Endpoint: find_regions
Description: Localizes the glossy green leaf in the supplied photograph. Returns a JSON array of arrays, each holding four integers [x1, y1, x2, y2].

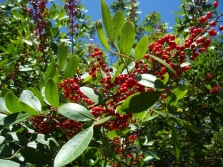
[[0, 159, 20, 167], [0, 88, 11, 97], [94, 116, 112, 126], [54, 126, 94, 167], [121, 91, 162, 113], [111, 63, 124, 83], [45, 78, 59, 108], [170, 116, 200, 133], [58, 103, 95, 122], [120, 21, 135, 56], [17, 101, 39, 115], [0, 98, 9, 113], [0, 136, 5, 144], [95, 20, 110, 51], [101, 0, 112, 38], [19, 90, 41, 112], [172, 85, 189, 100], [169, 123, 180, 160], [64, 56, 79, 79], [148, 54, 177, 75], [161, 73, 169, 85], [110, 10, 124, 41], [135, 36, 149, 60], [5, 93, 21, 113], [148, 151, 160, 160], [166, 93, 178, 114], [45, 62, 56, 82], [80, 87, 100, 104], [0, 112, 30, 125], [57, 42, 68, 71]]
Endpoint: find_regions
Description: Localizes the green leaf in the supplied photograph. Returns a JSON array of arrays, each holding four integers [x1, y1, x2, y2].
[[135, 36, 149, 60], [45, 79, 59, 108], [57, 42, 68, 71], [0, 88, 12, 97], [121, 91, 162, 113], [0, 112, 30, 125], [110, 10, 124, 41], [19, 90, 41, 113], [101, 0, 112, 39], [170, 116, 200, 133], [54, 126, 94, 167], [107, 127, 131, 139], [111, 63, 124, 83], [137, 74, 165, 88], [120, 21, 135, 56], [45, 62, 56, 82], [161, 73, 169, 85], [169, 122, 180, 160], [17, 101, 39, 115], [0, 159, 20, 167], [148, 151, 160, 160], [148, 54, 177, 75], [0, 98, 9, 113], [172, 85, 189, 100], [5, 93, 22, 113], [166, 93, 178, 114], [95, 20, 110, 51], [23, 39, 33, 46], [94, 116, 112, 126], [0, 136, 5, 144], [58, 103, 95, 122], [80, 87, 100, 104], [64, 56, 79, 79]]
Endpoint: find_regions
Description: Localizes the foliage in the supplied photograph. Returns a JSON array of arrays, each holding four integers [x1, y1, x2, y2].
[[0, 0, 223, 167]]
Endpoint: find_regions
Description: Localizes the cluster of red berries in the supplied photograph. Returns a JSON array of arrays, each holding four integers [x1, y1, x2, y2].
[[206, 72, 213, 80], [29, 114, 82, 137], [210, 85, 221, 94], [110, 135, 144, 167]]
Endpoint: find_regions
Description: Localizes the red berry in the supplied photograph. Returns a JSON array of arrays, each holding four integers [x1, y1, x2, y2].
[[206, 11, 212, 18], [219, 25, 223, 31], [213, 1, 219, 8]]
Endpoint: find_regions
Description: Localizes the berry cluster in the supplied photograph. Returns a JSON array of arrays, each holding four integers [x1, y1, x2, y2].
[[30, 114, 82, 137], [110, 135, 144, 167]]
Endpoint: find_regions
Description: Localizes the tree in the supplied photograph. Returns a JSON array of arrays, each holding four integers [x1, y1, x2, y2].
[[0, 0, 222, 166]]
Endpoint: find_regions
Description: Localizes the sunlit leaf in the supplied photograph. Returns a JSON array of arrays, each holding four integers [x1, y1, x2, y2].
[[64, 56, 79, 79], [58, 103, 95, 122], [80, 87, 100, 104], [172, 85, 189, 100], [54, 126, 93, 167], [101, 0, 112, 38], [110, 10, 124, 41], [135, 36, 148, 60], [45, 79, 59, 108], [57, 42, 68, 71], [5, 93, 22, 113], [120, 21, 135, 56]]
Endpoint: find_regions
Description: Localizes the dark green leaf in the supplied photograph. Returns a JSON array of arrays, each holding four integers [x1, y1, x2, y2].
[[166, 93, 178, 114], [148, 151, 160, 160], [107, 127, 130, 139], [45, 62, 56, 82], [95, 20, 110, 51], [54, 126, 94, 167], [45, 78, 59, 108], [170, 116, 200, 133], [121, 91, 162, 113], [135, 36, 149, 60], [120, 21, 135, 56], [57, 42, 68, 71], [58, 103, 95, 122], [64, 56, 79, 79], [0, 112, 30, 125], [0, 88, 12, 97], [5, 93, 22, 113], [169, 122, 180, 160], [110, 10, 124, 41]]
